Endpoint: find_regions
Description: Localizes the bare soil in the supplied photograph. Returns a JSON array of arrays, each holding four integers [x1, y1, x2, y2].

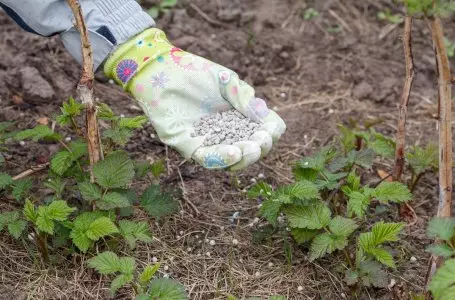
[[0, 0, 453, 299]]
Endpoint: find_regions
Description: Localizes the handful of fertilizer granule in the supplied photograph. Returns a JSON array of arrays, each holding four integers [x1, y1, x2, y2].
[[191, 110, 261, 146]]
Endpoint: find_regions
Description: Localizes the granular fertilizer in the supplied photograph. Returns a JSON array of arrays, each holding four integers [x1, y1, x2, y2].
[[191, 110, 261, 146]]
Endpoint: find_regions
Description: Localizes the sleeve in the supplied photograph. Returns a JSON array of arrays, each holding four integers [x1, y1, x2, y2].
[[0, 0, 155, 70]]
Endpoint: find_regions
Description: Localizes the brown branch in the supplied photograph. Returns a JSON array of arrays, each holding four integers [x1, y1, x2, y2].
[[393, 16, 415, 182], [425, 15, 453, 293], [66, 0, 102, 185], [12, 163, 50, 181]]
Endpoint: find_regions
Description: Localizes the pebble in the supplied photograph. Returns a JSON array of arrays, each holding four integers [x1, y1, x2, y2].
[[163, 265, 169, 271], [232, 239, 239, 246], [297, 286, 304, 292], [209, 240, 216, 246], [410, 256, 417, 262], [192, 110, 261, 146], [152, 257, 158, 263], [268, 262, 274, 267]]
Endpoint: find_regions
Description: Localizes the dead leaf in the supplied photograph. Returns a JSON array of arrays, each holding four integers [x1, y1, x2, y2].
[[377, 169, 393, 182], [37, 117, 49, 125], [11, 94, 24, 105]]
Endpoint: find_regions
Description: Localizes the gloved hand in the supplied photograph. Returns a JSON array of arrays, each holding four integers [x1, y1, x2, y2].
[[104, 29, 286, 170]]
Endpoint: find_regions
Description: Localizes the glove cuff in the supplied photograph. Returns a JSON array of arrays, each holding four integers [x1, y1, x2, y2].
[[104, 28, 174, 90]]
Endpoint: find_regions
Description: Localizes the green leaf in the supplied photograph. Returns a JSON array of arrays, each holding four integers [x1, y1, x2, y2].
[[36, 206, 56, 234], [151, 158, 166, 178], [427, 217, 455, 241], [70, 212, 109, 252], [118, 256, 136, 274], [291, 228, 318, 244], [98, 192, 131, 210], [344, 269, 359, 286], [103, 127, 133, 146], [60, 97, 84, 117], [47, 200, 76, 221], [0, 172, 13, 190], [371, 222, 404, 245], [140, 185, 178, 219], [426, 244, 454, 258], [87, 251, 120, 275], [329, 216, 358, 237], [269, 297, 286, 300], [68, 140, 88, 160], [369, 133, 396, 158], [161, 0, 178, 8], [284, 204, 331, 229], [369, 247, 395, 268], [51, 151, 73, 176], [111, 273, 133, 294], [147, 6, 160, 18], [347, 191, 371, 218], [338, 125, 356, 153], [119, 115, 148, 129], [372, 182, 412, 203], [248, 182, 273, 200], [358, 260, 388, 288], [297, 147, 335, 172], [148, 278, 187, 300], [23, 200, 38, 223], [70, 229, 92, 253], [119, 220, 153, 249], [287, 180, 320, 200], [11, 178, 32, 201], [429, 259, 455, 300], [78, 181, 102, 202], [0, 211, 19, 231], [309, 233, 347, 261], [93, 151, 134, 189], [354, 149, 374, 168], [407, 143, 438, 175], [43, 177, 66, 198], [15, 125, 60, 142], [7, 219, 27, 239], [259, 199, 282, 226], [85, 217, 118, 240], [139, 264, 160, 286], [97, 103, 116, 120]]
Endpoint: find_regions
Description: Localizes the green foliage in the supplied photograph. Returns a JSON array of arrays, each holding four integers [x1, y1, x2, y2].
[[445, 37, 455, 57], [140, 185, 178, 219], [147, 0, 178, 18], [403, 0, 455, 16], [31, 200, 76, 235], [15, 125, 61, 142], [93, 151, 135, 189], [303, 8, 319, 20], [118, 220, 153, 250], [56, 97, 84, 126], [11, 178, 32, 201], [0, 211, 27, 239], [407, 143, 438, 175], [70, 212, 118, 252], [429, 259, 455, 300], [377, 9, 404, 24], [147, 278, 187, 300], [0, 172, 13, 190]]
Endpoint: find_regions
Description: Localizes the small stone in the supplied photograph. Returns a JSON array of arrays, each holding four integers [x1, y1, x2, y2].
[[179, 230, 184, 236], [65, 137, 72, 142], [19, 141, 25, 146], [258, 173, 265, 179], [209, 240, 216, 246], [297, 286, 304, 292], [232, 239, 239, 245], [152, 257, 158, 263], [206, 252, 211, 257], [255, 271, 260, 277], [163, 274, 169, 278], [164, 265, 169, 271], [268, 262, 274, 267], [388, 278, 396, 290], [410, 256, 417, 262], [108, 79, 115, 84], [187, 247, 192, 252], [341, 293, 346, 298]]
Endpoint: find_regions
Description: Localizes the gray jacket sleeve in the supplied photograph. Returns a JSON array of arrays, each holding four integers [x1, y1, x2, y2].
[[0, 0, 155, 70]]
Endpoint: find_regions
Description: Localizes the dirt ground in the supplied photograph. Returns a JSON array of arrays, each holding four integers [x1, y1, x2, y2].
[[0, 0, 453, 299]]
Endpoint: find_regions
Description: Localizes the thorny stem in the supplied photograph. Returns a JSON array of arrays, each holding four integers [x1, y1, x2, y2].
[[36, 232, 49, 263], [393, 16, 415, 182], [343, 248, 354, 269], [425, 15, 453, 294], [66, 0, 103, 189], [410, 172, 425, 193]]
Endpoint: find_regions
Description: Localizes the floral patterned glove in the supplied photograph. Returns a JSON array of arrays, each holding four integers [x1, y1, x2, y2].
[[104, 29, 286, 170]]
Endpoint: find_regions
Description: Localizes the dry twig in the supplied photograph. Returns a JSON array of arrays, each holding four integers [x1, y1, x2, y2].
[[66, 0, 102, 185]]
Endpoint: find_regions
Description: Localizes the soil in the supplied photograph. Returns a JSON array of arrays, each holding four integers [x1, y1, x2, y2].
[[0, 0, 453, 299]]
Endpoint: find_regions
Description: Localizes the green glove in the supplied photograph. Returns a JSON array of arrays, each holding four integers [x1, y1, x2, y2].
[[104, 29, 286, 170]]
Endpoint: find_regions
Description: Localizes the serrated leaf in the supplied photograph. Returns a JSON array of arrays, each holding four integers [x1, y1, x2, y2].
[[368, 131, 396, 158], [248, 182, 273, 200], [0, 172, 13, 190], [103, 127, 133, 146], [151, 158, 166, 178], [297, 147, 335, 172], [161, 0, 178, 8], [11, 178, 32, 201], [346, 171, 361, 192], [70, 229, 92, 252], [426, 244, 454, 257], [69, 140, 88, 160], [369, 247, 395, 268], [344, 269, 359, 286], [97, 103, 116, 120], [148, 6, 159, 18], [358, 260, 388, 288], [354, 149, 374, 168], [79, 181, 102, 202], [139, 264, 160, 286], [85, 217, 118, 240], [309, 233, 341, 261], [119, 220, 153, 249], [429, 259, 455, 300], [47, 200, 76, 221], [7, 219, 27, 239], [427, 217, 455, 241], [148, 278, 187, 300], [111, 273, 133, 294], [60, 97, 84, 117], [118, 257, 136, 275], [98, 192, 130, 210], [329, 216, 358, 237], [15, 125, 60, 142], [288, 180, 320, 200], [291, 228, 318, 244], [347, 191, 371, 218], [0, 211, 19, 231], [93, 151, 134, 189], [87, 251, 120, 275], [51, 151, 73, 176], [119, 115, 148, 129], [36, 206, 55, 234], [140, 185, 178, 219], [372, 182, 412, 203], [259, 199, 282, 226], [338, 125, 357, 153], [23, 200, 37, 223], [43, 177, 66, 198], [407, 143, 438, 175], [284, 204, 331, 229], [371, 222, 404, 245]]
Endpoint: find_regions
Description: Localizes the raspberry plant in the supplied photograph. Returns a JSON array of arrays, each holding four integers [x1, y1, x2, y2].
[[0, 98, 183, 297], [249, 124, 412, 289]]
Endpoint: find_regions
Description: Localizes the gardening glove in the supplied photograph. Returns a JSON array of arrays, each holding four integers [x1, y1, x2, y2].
[[104, 28, 286, 170]]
